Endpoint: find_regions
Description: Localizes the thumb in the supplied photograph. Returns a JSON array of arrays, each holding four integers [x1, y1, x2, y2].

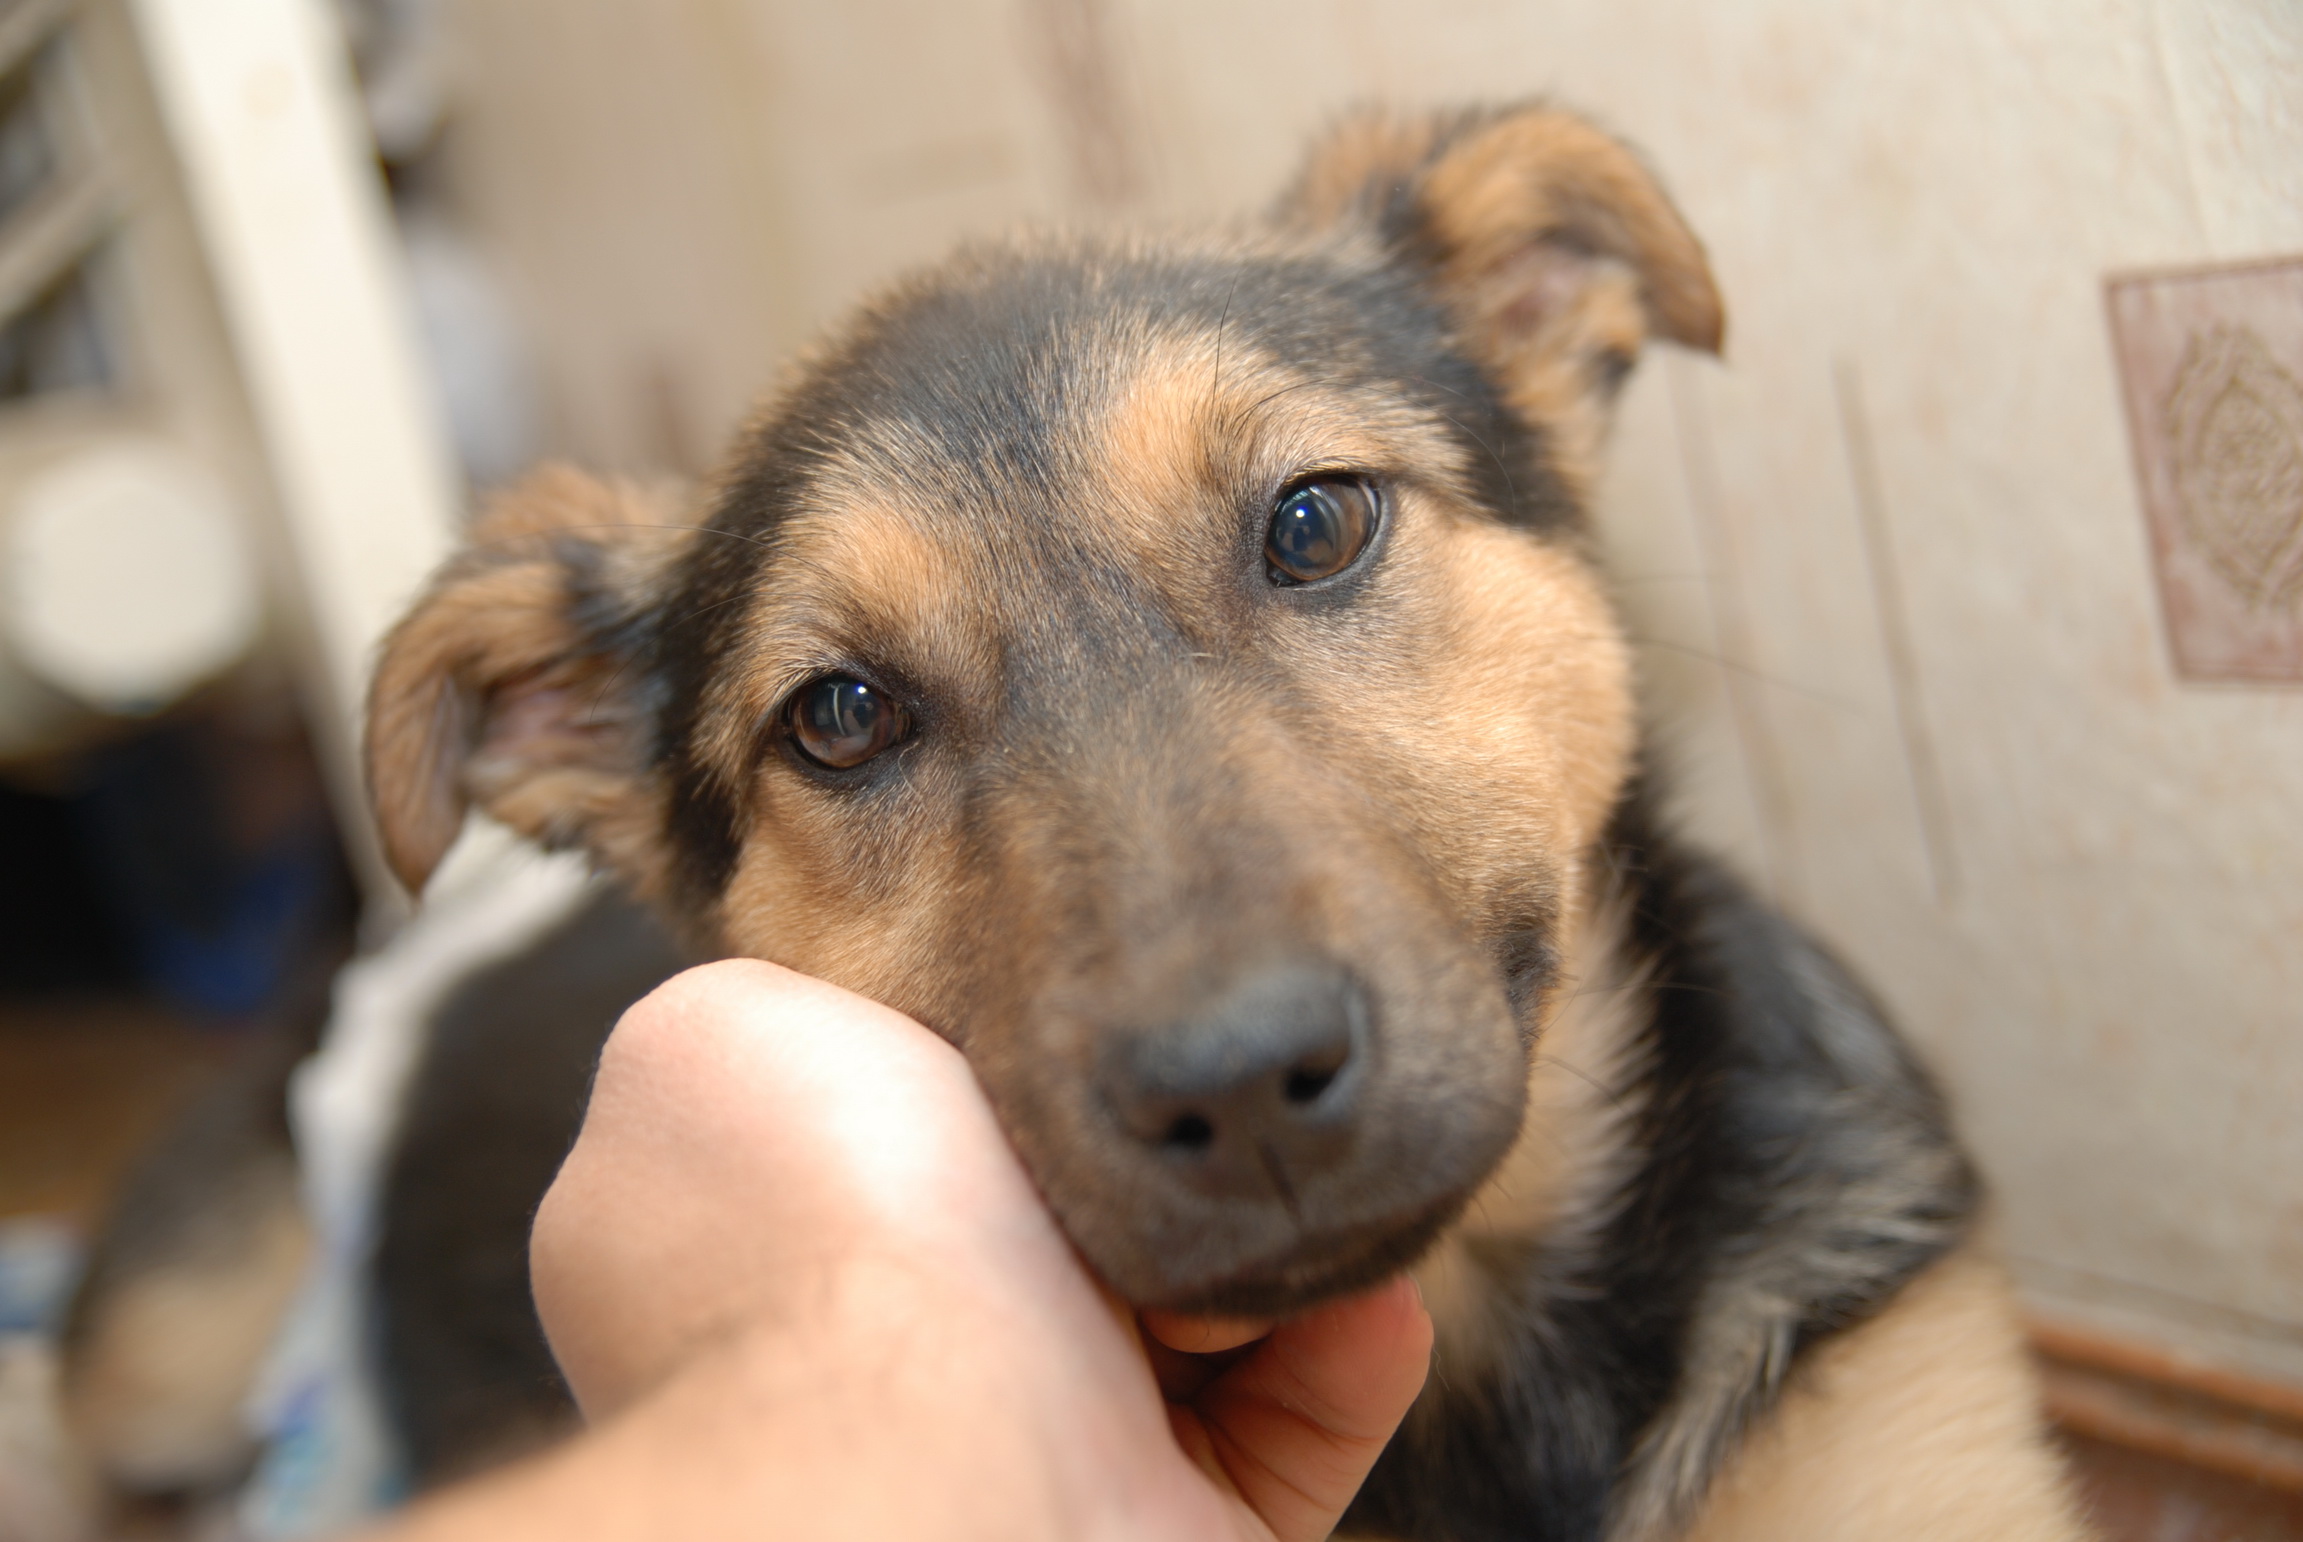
[[1172, 1275, 1432, 1542]]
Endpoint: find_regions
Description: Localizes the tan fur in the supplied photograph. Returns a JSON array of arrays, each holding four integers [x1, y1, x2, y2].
[[1279, 110, 1454, 233], [1412, 109, 1723, 352], [1281, 106, 1722, 501], [1072, 331, 1244, 594], [1348, 1246, 2087, 1542], [1098, 335, 1641, 880], [1414, 895, 1651, 1372], [1480, 266, 1652, 500], [690, 499, 996, 803], [1676, 1242, 2089, 1542], [1278, 107, 1722, 351], [367, 468, 693, 896], [61, 1167, 309, 1492]]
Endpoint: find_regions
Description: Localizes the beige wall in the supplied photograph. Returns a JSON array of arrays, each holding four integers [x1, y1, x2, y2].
[[434, 0, 2303, 1381]]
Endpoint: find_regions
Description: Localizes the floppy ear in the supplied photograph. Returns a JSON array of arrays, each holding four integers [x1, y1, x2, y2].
[[1276, 104, 1722, 489], [366, 466, 692, 897]]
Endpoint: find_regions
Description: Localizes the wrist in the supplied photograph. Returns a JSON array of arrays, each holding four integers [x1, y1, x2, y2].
[[377, 1256, 1092, 1542]]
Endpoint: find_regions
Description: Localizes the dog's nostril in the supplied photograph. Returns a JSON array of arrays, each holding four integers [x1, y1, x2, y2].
[[1162, 1112, 1216, 1151], [1283, 1064, 1338, 1104]]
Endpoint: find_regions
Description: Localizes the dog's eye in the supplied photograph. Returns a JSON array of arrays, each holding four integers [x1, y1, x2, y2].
[[1266, 477, 1378, 585], [788, 676, 907, 769]]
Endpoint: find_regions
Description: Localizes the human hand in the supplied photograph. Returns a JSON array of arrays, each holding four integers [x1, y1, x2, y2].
[[379, 959, 1431, 1542]]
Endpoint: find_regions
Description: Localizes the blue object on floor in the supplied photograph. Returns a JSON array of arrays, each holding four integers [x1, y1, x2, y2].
[[0, 1218, 82, 1336]]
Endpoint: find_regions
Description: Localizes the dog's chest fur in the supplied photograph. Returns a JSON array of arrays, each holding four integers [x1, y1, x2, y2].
[[1348, 796, 1974, 1542]]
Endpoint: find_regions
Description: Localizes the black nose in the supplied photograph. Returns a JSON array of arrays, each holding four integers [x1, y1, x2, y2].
[[1099, 963, 1370, 1202]]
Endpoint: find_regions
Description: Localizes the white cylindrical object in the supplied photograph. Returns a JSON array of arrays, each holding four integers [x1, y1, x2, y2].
[[0, 441, 263, 715]]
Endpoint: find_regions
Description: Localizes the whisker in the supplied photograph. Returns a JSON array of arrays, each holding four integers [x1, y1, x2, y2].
[[1223, 373, 1356, 438], [1605, 571, 1708, 588], [579, 588, 759, 721], [1619, 632, 1854, 711], [448, 521, 778, 565], [1205, 269, 1244, 417], [1530, 1053, 1632, 1110], [1436, 410, 1519, 519]]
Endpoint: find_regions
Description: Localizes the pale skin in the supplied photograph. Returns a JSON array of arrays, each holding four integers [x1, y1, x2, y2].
[[359, 959, 1435, 1542]]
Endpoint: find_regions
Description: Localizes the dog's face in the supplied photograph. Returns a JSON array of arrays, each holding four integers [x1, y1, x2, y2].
[[368, 106, 1719, 1313]]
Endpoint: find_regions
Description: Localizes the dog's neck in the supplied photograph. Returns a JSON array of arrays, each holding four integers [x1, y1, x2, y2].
[[1351, 805, 1978, 1542], [1413, 884, 1652, 1368]]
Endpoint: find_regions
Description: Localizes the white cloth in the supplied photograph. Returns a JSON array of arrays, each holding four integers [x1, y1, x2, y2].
[[239, 821, 595, 1538]]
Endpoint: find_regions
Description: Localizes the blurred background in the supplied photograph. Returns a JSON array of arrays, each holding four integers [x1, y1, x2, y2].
[[0, 0, 2296, 1537]]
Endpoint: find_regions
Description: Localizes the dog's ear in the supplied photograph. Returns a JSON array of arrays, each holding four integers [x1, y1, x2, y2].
[[366, 466, 691, 897], [1276, 104, 1721, 485]]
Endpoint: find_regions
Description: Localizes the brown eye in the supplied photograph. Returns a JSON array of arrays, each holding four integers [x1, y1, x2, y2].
[[788, 675, 907, 769], [1266, 477, 1378, 584]]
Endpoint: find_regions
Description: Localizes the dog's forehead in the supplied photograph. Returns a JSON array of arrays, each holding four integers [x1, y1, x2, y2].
[[658, 240, 1565, 818], [777, 331, 1428, 594], [780, 251, 1445, 501], [689, 257, 1377, 618], [711, 239, 1536, 529]]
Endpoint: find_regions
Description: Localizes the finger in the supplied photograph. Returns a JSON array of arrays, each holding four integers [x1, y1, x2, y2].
[[1183, 1275, 1433, 1542], [534, 959, 1051, 1410], [1140, 1310, 1275, 1355]]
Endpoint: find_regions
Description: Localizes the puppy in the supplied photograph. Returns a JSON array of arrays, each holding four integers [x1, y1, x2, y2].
[[88, 103, 2095, 1539]]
